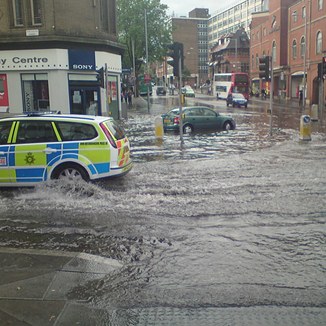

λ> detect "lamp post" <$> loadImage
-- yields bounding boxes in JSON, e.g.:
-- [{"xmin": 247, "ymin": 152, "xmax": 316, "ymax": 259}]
[
  {"xmin": 302, "ymin": 6, "xmax": 307, "ymax": 112},
  {"xmin": 144, "ymin": 9, "xmax": 150, "ymax": 113}
]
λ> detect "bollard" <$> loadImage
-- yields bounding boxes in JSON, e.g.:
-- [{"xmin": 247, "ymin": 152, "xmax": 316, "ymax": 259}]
[
  {"xmin": 299, "ymin": 115, "xmax": 311, "ymax": 141},
  {"xmin": 311, "ymin": 104, "xmax": 318, "ymax": 121},
  {"xmin": 154, "ymin": 116, "xmax": 164, "ymax": 139}
]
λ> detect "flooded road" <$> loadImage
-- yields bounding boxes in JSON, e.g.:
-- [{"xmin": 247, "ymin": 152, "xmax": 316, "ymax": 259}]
[{"xmin": 0, "ymin": 100, "xmax": 325, "ymax": 323}]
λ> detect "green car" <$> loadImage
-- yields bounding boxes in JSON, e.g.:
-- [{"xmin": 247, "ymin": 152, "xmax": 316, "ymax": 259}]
[{"xmin": 161, "ymin": 106, "xmax": 236, "ymax": 134}]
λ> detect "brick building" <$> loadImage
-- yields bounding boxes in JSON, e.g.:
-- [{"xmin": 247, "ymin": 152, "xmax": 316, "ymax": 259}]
[
  {"xmin": 209, "ymin": 27, "xmax": 250, "ymax": 76},
  {"xmin": 250, "ymin": 0, "xmax": 326, "ymax": 107},
  {"xmin": 288, "ymin": 0, "xmax": 326, "ymax": 106},
  {"xmin": 171, "ymin": 8, "xmax": 210, "ymax": 86},
  {"xmin": 0, "ymin": 0, "xmax": 123, "ymax": 118}
]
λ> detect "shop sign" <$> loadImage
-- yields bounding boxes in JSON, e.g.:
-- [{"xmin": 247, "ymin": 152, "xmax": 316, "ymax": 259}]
[
  {"xmin": 69, "ymin": 50, "xmax": 95, "ymax": 71},
  {"xmin": 0, "ymin": 49, "xmax": 68, "ymax": 71}
]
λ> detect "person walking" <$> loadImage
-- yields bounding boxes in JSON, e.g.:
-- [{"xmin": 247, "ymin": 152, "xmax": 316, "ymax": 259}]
[{"xmin": 127, "ymin": 89, "xmax": 133, "ymax": 108}]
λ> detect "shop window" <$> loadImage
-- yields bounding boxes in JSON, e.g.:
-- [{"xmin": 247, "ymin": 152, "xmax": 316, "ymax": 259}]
[
  {"xmin": 316, "ymin": 31, "xmax": 322, "ymax": 54},
  {"xmin": 12, "ymin": 0, "xmax": 24, "ymax": 26},
  {"xmin": 31, "ymin": 0, "xmax": 42, "ymax": 25},
  {"xmin": 21, "ymin": 74, "xmax": 49, "ymax": 112}
]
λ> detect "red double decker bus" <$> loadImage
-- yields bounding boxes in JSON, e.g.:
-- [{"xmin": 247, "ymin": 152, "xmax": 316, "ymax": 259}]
[{"xmin": 213, "ymin": 72, "xmax": 249, "ymax": 100}]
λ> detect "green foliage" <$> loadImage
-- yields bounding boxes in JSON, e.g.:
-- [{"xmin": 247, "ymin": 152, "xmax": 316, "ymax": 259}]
[{"xmin": 117, "ymin": 0, "xmax": 172, "ymax": 75}]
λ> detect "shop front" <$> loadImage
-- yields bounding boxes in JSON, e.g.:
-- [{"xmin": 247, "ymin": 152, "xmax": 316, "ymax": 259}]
[{"xmin": 0, "ymin": 48, "xmax": 121, "ymax": 118}]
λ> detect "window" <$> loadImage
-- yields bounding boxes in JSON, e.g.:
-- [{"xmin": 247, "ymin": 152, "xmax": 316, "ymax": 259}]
[
  {"xmin": 21, "ymin": 74, "xmax": 49, "ymax": 112},
  {"xmin": 12, "ymin": 0, "xmax": 23, "ymax": 26},
  {"xmin": 302, "ymin": 6, "xmax": 306, "ymax": 19},
  {"xmin": 300, "ymin": 36, "xmax": 306, "ymax": 58},
  {"xmin": 316, "ymin": 31, "xmax": 322, "ymax": 54},
  {"xmin": 16, "ymin": 121, "xmax": 57, "ymax": 144},
  {"xmin": 31, "ymin": 0, "xmax": 42, "ymax": 25},
  {"xmin": 292, "ymin": 40, "xmax": 297, "ymax": 59},
  {"xmin": 100, "ymin": 0, "xmax": 109, "ymax": 31},
  {"xmin": 318, "ymin": 0, "xmax": 323, "ymax": 10},
  {"xmin": 272, "ymin": 41, "xmax": 276, "ymax": 62},
  {"xmin": 293, "ymin": 11, "xmax": 297, "ymax": 22},
  {"xmin": 0, "ymin": 121, "xmax": 13, "ymax": 145},
  {"xmin": 56, "ymin": 122, "xmax": 98, "ymax": 141}
]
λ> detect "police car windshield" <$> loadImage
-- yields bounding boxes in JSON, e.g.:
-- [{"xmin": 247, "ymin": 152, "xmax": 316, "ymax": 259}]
[{"xmin": 104, "ymin": 120, "xmax": 125, "ymax": 140}]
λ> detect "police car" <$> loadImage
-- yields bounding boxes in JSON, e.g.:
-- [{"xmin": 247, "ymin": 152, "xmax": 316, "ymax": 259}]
[{"xmin": 0, "ymin": 112, "xmax": 132, "ymax": 186}]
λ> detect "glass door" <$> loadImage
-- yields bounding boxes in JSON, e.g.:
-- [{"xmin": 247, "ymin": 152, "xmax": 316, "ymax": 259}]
[{"xmin": 70, "ymin": 87, "xmax": 100, "ymax": 115}]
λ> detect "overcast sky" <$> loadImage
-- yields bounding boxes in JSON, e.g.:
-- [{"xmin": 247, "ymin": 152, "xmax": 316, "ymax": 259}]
[{"xmin": 161, "ymin": 0, "xmax": 238, "ymax": 17}]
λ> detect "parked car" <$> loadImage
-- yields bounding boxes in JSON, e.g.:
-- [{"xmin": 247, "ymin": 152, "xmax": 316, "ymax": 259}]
[
  {"xmin": 181, "ymin": 85, "xmax": 195, "ymax": 97},
  {"xmin": 161, "ymin": 106, "xmax": 236, "ymax": 134},
  {"xmin": 156, "ymin": 86, "xmax": 167, "ymax": 96},
  {"xmin": 226, "ymin": 93, "xmax": 248, "ymax": 108},
  {"xmin": 0, "ymin": 112, "xmax": 132, "ymax": 187}
]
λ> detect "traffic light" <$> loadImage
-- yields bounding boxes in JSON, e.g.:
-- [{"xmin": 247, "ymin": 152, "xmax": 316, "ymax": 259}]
[
  {"xmin": 96, "ymin": 67, "xmax": 104, "ymax": 88},
  {"xmin": 167, "ymin": 42, "xmax": 184, "ymax": 77},
  {"xmin": 258, "ymin": 56, "xmax": 270, "ymax": 81}
]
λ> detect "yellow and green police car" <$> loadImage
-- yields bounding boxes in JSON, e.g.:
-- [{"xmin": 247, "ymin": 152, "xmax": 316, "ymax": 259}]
[{"xmin": 0, "ymin": 112, "xmax": 132, "ymax": 186}]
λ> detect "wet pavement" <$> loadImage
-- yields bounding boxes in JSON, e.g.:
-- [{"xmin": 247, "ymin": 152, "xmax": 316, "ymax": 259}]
[
  {"xmin": 0, "ymin": 248, "xmax": 122, "ymax": 325},
  {"xmin": 1, "ymin": 248, "xmax": 325, "ymax": 325},
  {"xmin": 1, "ymin": 91, "xmax": 326, "ymax": 325}
]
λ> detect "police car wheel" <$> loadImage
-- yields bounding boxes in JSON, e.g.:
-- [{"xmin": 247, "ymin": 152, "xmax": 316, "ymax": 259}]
[{"xmin": 52, "ymin": 164, "xmax": 89, "ymax": 182}]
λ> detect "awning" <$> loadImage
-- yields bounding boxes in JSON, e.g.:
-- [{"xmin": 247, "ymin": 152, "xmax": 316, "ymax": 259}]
[{"xmin": 291, "ymin": 71, "xmax": 305, "ymax": 76}]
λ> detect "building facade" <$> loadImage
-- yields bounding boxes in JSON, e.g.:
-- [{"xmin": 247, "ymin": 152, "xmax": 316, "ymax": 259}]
[
  {"xmin": 288, "ymin": 0, "xmax": 326, "ymax": 105},
  {"xmin": 209, "ymin": 28, "xmax": 250, "ymax": 78},
  {"xmin": 0, "ymin": 0, "xmax": 123, "ymax": 119},
  {"xmin": 250, "ymin": 0, "xmax": 326, "ymax": 106},
  {"xmin": 171, "ymin": 8, "xmax": 210, "ymax": 85},
  {"xmin": 208, "ymin": 0, "xmax": 267, "ymax": 50}
]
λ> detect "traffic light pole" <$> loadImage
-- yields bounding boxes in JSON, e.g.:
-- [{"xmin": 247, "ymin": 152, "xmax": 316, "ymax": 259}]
[{"xmin": 178, "ymin": 49, "xmax": 184, "ymax": 144}]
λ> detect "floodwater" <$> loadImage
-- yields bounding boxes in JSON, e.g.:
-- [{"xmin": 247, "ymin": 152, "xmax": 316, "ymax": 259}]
[{"xmin": 0, "ymin": 105, "xmax": 325, "ymax": 317}]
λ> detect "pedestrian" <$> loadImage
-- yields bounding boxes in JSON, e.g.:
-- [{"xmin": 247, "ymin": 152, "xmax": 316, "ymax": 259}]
[
  {"xmin": 127, "ymin": 89, "xmax": 133, "ymax": 107},
  {"xmin": 124, "ymin": 90, "xmax": 128, "ymax": 103},
  {"xmin": 299, "ymin": 90, "xmax": 303, "ymax": 106}
]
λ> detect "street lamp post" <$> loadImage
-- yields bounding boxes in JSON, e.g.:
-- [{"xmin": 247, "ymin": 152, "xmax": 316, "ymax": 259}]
[
  {"xmin": 302, "ymin": 8, "xmax": 307, "ymax": 112},
  {"xmin": 144, "ymin": 9, "xmax": 150, "ymax": 113}
]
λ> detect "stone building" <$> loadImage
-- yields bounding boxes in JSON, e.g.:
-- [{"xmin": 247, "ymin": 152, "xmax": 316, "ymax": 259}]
[{"xmin": 0, "ymin": 0, "xmax": 123, "ymax": 119}]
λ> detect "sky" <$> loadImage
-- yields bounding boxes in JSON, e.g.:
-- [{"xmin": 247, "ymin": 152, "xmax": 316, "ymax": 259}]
[{"xmin": 161, "ymin": 0, "xmax": 237, "ymax": 17}]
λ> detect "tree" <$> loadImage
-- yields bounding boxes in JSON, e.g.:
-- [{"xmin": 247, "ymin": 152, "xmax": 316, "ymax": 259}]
[{"xmin": 117, "ymin": 0, "xmax": 172, "ymax": 84}]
